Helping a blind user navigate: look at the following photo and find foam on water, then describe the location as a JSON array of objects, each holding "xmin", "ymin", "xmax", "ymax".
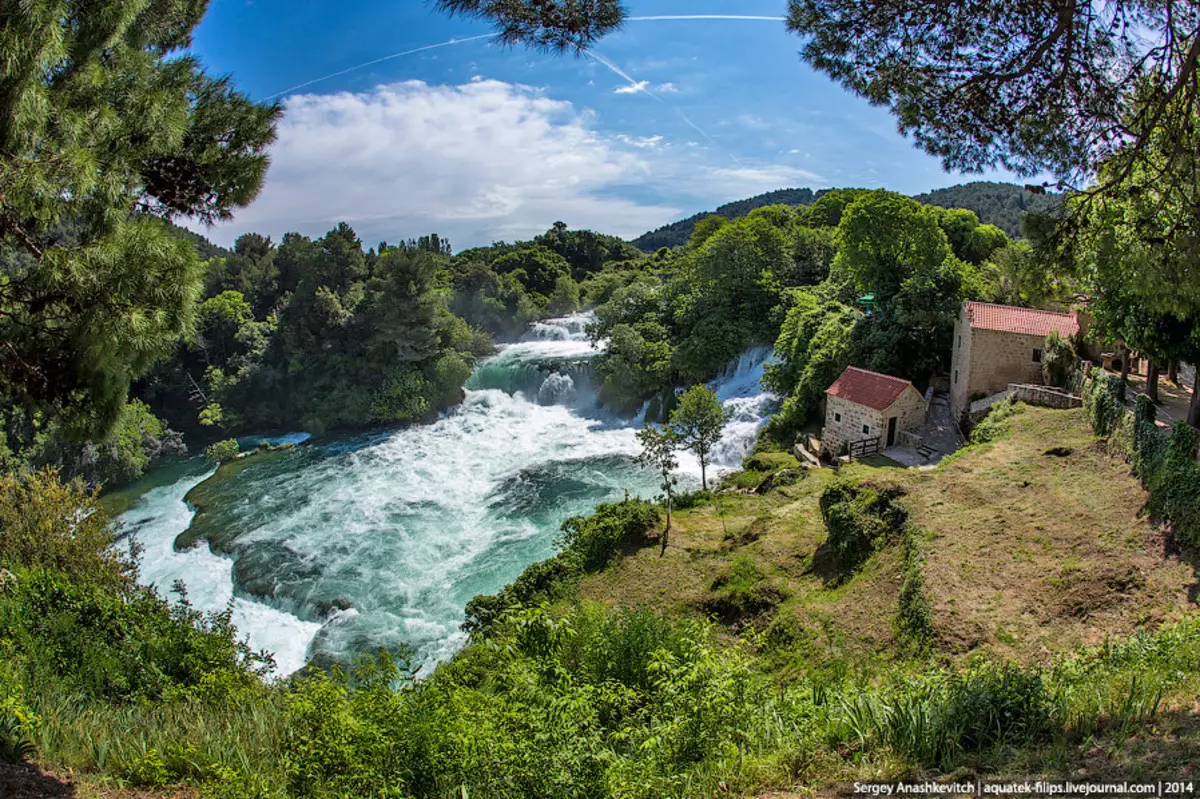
[
  {"xmin": 124, "ymin": 315, "xmax": 777, "ymax": 674},
  {"xmin": 117, "ymin": 469, "xmax": 322, "ymax": 678}
]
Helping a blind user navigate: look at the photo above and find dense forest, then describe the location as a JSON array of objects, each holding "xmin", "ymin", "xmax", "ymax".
[
  {"xmin": 913, "ymin": 182, "xmax": 1063, "ymax": 239},
  {"xmin": 633, "ymin": 181, "xmax": 1061, "ymax": 251},
  {"xmin": 631, "ymin": 187, "xmax": 819, "ymax": 250},
  {"xmin": 4, "ymin": 1, "xmax": 1200, "ymax": 797}
]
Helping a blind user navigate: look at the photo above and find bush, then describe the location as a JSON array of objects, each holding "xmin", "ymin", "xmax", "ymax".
[
  {"xmin": 895, "ymin": 532, "xmax": 934, "ymax": 656},
  {"xmin": 463, "ymin": 500, "xmax": 660, "ymax": 635},
  {"xmin": 205, "ymin": 438, "xmax": 240, "ymax": 464},
  {"xmin": 1042, "ymin": 330, "xmax": 1075, "ymax": 387},
  {"xmin": 968, "ymin": 398, "xmax": 1022, "ymax": 445},
  {"xmin": 1, "ymin": 569, "xmax": 272, "ymax": 701},
  {"xmin": 819, "ymin": 480, "xmax": 908, "ymax": 571},
  {"xmin": 1083, "ymin": 368, "xmax": 1124, "ymax": 437},
  {"xmin": 0, "ymin": 469, "xmax": 131, "ymax": 589}
]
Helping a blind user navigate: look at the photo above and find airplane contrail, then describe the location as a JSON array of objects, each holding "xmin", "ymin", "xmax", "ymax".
[
  {"xmin": 584, "ymin": 49, "xmax": 747, "ymax": 169},
  {"xmin": 263, "ymin": 16, "xmax": 785, "ymax": 101},
  {"xmin": 627, "ymin": 15, "xmax": 786, "ymax": 22},
  {"xmin": 264, "ymin": 33, "xmax": 499, "ymax": 100}
]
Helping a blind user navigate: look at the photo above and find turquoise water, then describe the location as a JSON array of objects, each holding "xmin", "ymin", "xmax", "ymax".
[{"xmin": 117, "ymin": 315, "xmax": 776, "ymax": 676}]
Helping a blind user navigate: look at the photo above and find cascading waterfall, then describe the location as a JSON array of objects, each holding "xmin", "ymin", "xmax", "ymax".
[{"xmin": 117, "ymin": 315, "xmax": 778, "ymax": 676}]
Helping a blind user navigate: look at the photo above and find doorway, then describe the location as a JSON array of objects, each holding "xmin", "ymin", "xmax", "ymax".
[{"xmin": 886, "ymin": 416, "xmax": 898, "ymax": 447}]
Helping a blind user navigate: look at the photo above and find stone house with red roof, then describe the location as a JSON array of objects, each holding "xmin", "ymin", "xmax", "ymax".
[
  {"xmin": 949, "ymin": 301, "xmax": 1080, "ymax": 417},
  {"xmin": 822, "ymin": 367, "xmax": 927, "ymax": 455}
]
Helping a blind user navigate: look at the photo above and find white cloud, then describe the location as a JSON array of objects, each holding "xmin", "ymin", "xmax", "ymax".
[
  {"xmin": 614, "ymin": 80, "xmax": 650, "ymax": 95},
  {"xmin": 199, "ymin": 80, "xmax": 682, "ymax": 248},
  {"xmin": 616, "ymin": 134, "xmax": 665, "ymax": 149},
  {"xmin": 656, "ymin": 82, "xmax": 680, "ymax": 93},
  {"xmin": 194, "ymin": 80, "xmax": 826, "ymax": 250}
]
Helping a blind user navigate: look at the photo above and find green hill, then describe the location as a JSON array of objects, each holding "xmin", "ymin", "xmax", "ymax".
[
  {"xmin": 631, "ymin": 187, "xmax": 819, "ymax": 251},
  {"xmin": 913, "ymin": 181, "xmax": 1062, "ymax": 238},
  {"xmin": 631, "ymin": 181, "xmax": 1062, "ymax": 250}
]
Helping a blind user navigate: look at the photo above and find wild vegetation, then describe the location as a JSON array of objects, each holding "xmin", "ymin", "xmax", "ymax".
[{"xmin": 4, "ymin": 1, "xmax": 1200, "ymax": 796}]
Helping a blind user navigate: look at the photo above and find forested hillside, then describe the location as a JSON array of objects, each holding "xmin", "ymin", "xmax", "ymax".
[
  {"xmin": 631, "ymin": 187, "xmax": 819, "ymax": 250},
  {"xmin": 913, "ymin": 181, "xmax": 1063, "ymax": 238},
  {"xmin": 632, "ymin": 182, "xmax": 1061, "ymax": 250}
]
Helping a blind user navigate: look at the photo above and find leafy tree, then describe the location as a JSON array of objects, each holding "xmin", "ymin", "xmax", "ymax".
[
  {"xmin": 205, "ymin": 438, "xmax": 240, "ymax": 465},
  {"xmin": 546, "ymin": 275, "xmax": 581, "ymax": 316},
  {"xmin": 1042, "ymin": 332, "xmax": 1076, "ymax": 389},
  {"xmin": 194, "ymin": 291, "xmax": 255, "ymax": 369},
  {"xmin": 670, "ymin": 386, "xmax": 731, "ymax": 491},
  {"xmin": 834, "ymin": 192, "xmax": 950, "ymax": 304},
  {"xmin": 0, "ymin": 1, "xmax": 278, "ymax": 437},
  {"xmin": 635, "ymin": 424, "xmax": 680, "ymax": 554},
  {"xmin": 492, "ymin": 246, "xmax": 571, "ymax": 297}
]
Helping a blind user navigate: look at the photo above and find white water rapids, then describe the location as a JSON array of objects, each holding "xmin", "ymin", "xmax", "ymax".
[{"xmin": 117, "ymin": 314, "xmax": 777, "ymax": 677}]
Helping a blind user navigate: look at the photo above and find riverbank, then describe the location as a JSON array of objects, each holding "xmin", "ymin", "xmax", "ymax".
[{"xmin": 14, "ymin": 404, "xmax": 1200, "ymax": 798}]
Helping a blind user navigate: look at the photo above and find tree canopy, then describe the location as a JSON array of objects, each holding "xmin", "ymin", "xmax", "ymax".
[{"xmin": 0, "ymin": 0, "xmax": 279, "ymax": 437}]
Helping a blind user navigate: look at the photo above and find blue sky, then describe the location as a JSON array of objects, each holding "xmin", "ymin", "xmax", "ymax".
[{"xmin": 189, "ymin": 0, "xmax": 1021, "ymax": 249}]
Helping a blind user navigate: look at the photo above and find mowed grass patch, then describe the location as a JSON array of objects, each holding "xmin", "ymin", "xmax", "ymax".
[
  {"xmin": 577, "ymin": 462, "xmax": 907, "ymax": 667},
  {"xmin": 898, "ymin": 407, "xmax": 1197, "ymax": 663}
]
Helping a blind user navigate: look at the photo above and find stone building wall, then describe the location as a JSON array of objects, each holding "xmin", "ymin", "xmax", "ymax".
[
  {"xmin": 949, "ymin": 312, "xmax": 974, "ymax": 416},
  {"xmin": 822, "ymin": 386, "xmax": 928, "ymax": 455},
  {"xmin": 889, "ymin": 386, "xmax": 929, "ymax": 438},
  {"xmin": 822, "ymin": 395, "xmax": 885, "ymax": 456},
  {"xmin": 967, "ymin": 328, "xmax": 1046, "ymax": 399}
]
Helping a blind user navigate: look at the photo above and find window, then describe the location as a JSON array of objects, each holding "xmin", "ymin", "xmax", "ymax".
[
  {"xmin": 954, "ymin": 370, "xmax": 959, "ymax": 384},
  {"xmin": 1032, "ymin": 348, "xmax": 1043, "ymax": 363},
  {"xmin": 862, "ymin": 424, "xmax": 870, "ymax": 435},
  {"xmin": 834, "ymin": 412, "xmax": 842, "ymax": 422},
  {"xmin": 957, "ymin": 335, "xmax": 962, "ymax": 349}
]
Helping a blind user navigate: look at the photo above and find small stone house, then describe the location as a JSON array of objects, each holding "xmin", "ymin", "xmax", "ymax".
[
  {"xmin": 949, "ymin": 302, "xmax": 1080, "ymax": 417},
  {"xmin": 822, "ymin": 367, "xmax": 927, "ymax": 455}
]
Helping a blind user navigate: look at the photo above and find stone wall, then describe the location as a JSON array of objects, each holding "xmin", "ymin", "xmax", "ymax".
[
  {"xmin": 968, "ymin": 328, "xmax": 1046, "ymax": 398},
  {"xmin": 949, "ymin": 311, "xmax": 973, "ymax": 416},
  {"xmin": 890, "ymin": 385, "xmax": 929, "ymax": 438},
  {"xmin": 822, "ymin": 395, "xmax": 885, "ymax": 456},
  {"xmin": 822, "ymin": 386, "xmax": 928, "ymax": 456},
  {"xmin": 1008, "ymin": 384, "xmax": 1082, "ymax": 409}
]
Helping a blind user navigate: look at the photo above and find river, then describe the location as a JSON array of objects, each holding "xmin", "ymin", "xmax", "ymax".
[{"xmin": 116, "ymin": 314, "xmax": 777, "ymax": 677}]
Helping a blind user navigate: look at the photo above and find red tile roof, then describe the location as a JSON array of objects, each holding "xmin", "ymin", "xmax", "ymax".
[
  {"xmin": 964, "ymin": 302, "xmax": 1079, "ymax": 338},
  {"xmin": 825, "ymin": 367, "xmax": 915, "ymax": 411}
]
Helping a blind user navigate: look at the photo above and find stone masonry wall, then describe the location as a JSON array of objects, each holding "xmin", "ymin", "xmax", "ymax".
[
  {"xmin": 889, "ymin": 386, "xmax": 929, "ymax": 439},
  {"xmin": 822, "ymin": 395, "xmax": 885, "ymax": 456},
  {"xmin": 822, "ymin": 386, "xmax": 928, "ymax": 456},
  {"xmin": 967, "ymin": 328, "xmax": 1046, "ymax": 400},
  {"xmin": 949, "ymin": 312, "xmax": 973, "ymax": 416}
]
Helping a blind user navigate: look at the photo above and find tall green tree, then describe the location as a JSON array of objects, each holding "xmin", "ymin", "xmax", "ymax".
[
  {"xmin": 635, "ymin": 424, "xmax": 679, "ymax": 555},
  {"xmin": 0, "ymin": 1, "xmax": 279, "ymax": 438},
  {"xmin": 669, "ymin": 385, "xmax": 730, "ymax": 491}
]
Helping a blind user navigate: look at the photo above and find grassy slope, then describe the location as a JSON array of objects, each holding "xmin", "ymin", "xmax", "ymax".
[{"xmin": 581, "ymin": 407, "xmax": 1197, "ymax": 670}]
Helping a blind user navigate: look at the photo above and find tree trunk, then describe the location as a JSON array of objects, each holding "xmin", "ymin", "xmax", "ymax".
[
  {"xmin": 660, "ymin": 495, "xmax": 671, "ymax": 557},
  {"xmin": 1169, "ymin": 361, "xmax": 1180, "ymax": 385},
  {"xmin": 1147, "ymin": 362, "xmax": 1160, "ymax": 403},
  {"xmin": 700, "ymin": 457, "xmax": 708, "ymax": 491},
  {"xmin": 1190, "ymin": 369, "xmax": 1200, "ymax": 429},
  {"xmin": 1120, "ymin": 348, "xmax": 1131, "ymax": 383}
]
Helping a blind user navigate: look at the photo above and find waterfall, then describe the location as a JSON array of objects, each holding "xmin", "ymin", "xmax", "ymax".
[{"xmin": 118, "ymin": 315, "xmax": 779, "ymax": 676}]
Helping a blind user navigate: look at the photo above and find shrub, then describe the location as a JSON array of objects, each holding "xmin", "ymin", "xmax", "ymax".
[
  {"xmin": 1041, "ymin": 330, "xmax": 1075, "ymax": 387},
  {"xmin": 819, "ymin": 480, "xmax": 908, "ymax": 571},
  {"xmin": 205, "ymin": 438, "xmax": 240, "ymax": 464},
  {"xmin": 895, "ymin": 532, "xmax": 934, "ymax": 655},
  {"xmin": 1, "ymin": 569, "xmax": 272, "ymax": 701},
  {"xmin": 968, "ymin": 398, "xmax": 1021, "ymax": 445},
  {"xmin": 0, "ymin": 469, "xmax": 132, "ymax": 589},
  {"xmin": 1083, "ymin": 368, "xmax": 1124, "ymax": 437},
  {"xmin": 463, "ymin": 500, "xmax": 660, "ymax": 635}
]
